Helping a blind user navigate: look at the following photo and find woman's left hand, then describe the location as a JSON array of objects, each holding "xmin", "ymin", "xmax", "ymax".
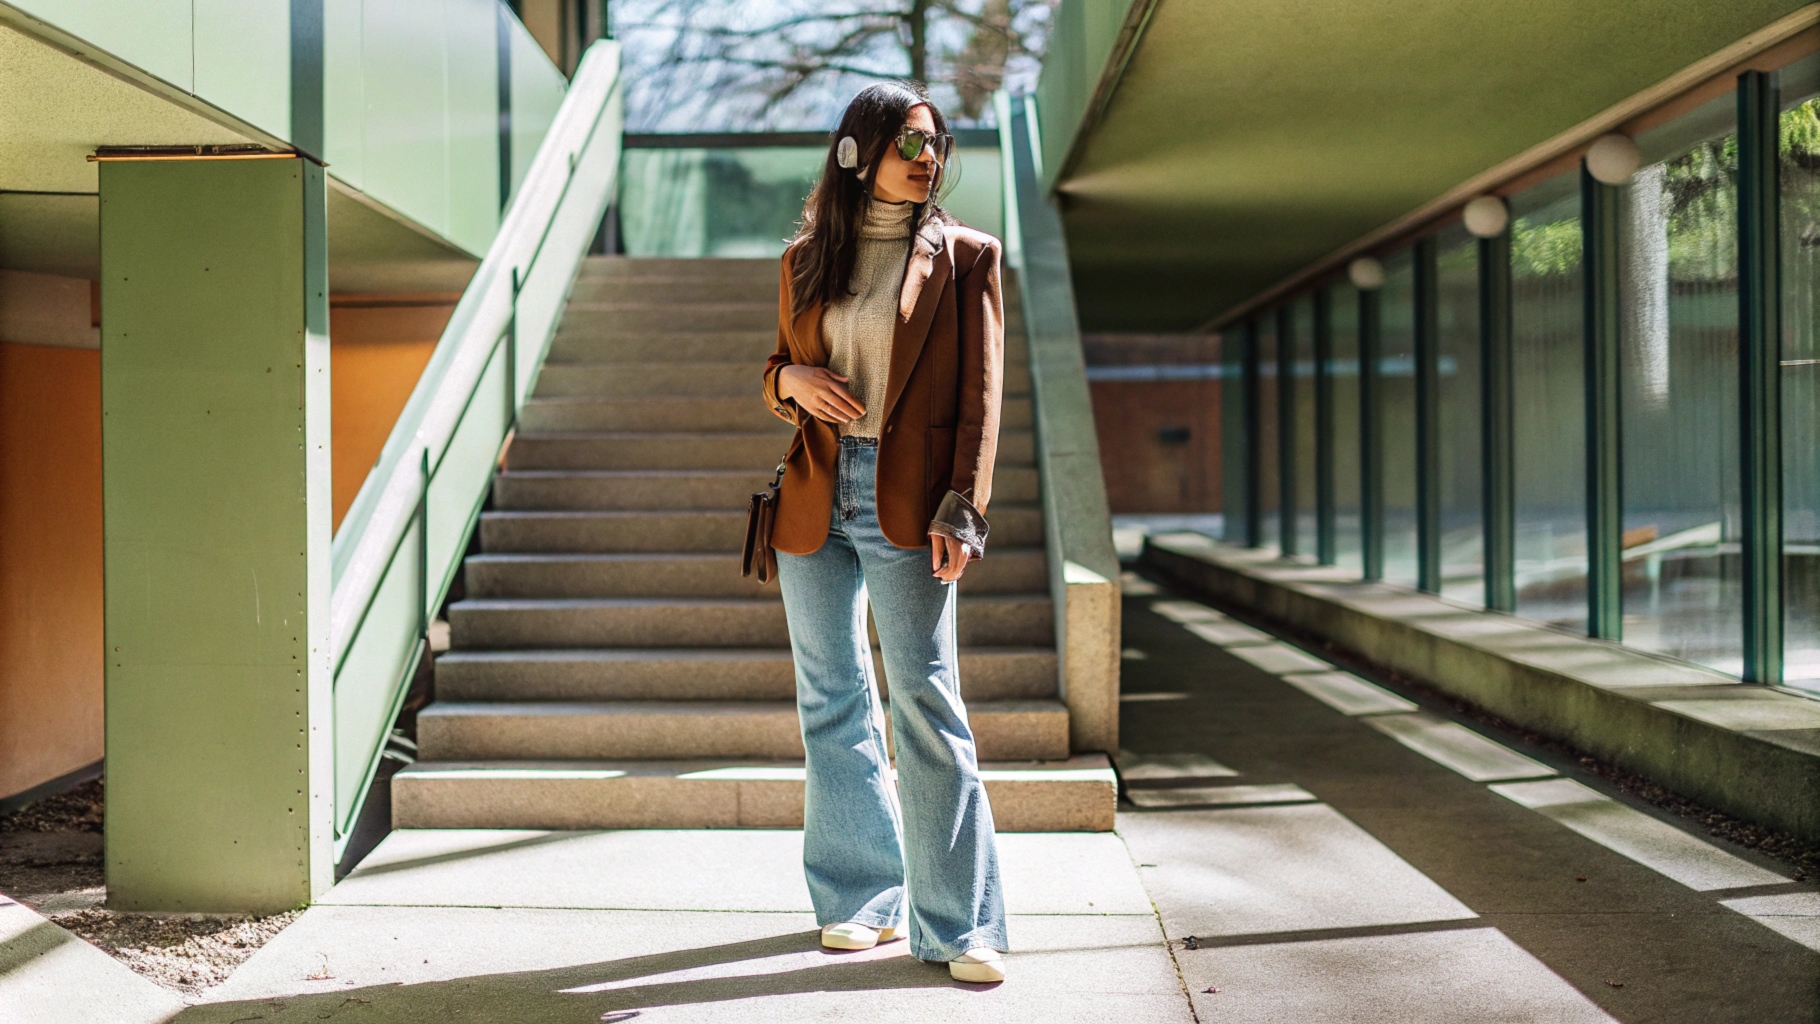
[{"xmin": 930, "ymin": 532, "xmax": 970, "ymax": 583}]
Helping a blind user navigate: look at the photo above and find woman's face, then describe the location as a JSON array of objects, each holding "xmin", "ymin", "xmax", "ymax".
[{"xmin": 870, "ymin": 104, "xmax": 939, "ymax": 205}]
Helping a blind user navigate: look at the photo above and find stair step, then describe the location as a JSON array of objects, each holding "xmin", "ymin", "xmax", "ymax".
[
  {"xmin": 532, "ymin": 362, "xmax": 1031, "ymax": 399},
  {"xmin": 520, "ymin": 397, "xmax": 793, "ymax": 434},
  {"xmin": 493, "ymin": 466, "xmax": 1039, "ymax": 510},
  {"xmin": 477, "ymin": 503, "xmax": 1044, "ymax": 553},
  {"xmin": 577, "ymin": 256, "xmax": 780, "ymax": 283},
  {"xmin": 462, "ymin": 548, "xmax": 1048, "ymax": 597},
  {"xmin": 493, "ymin": 470, "xmax": 774, "ymax": 511},
  {"xmin": 446, "ymin": 593, "xmax": 1055, "ymax": 649},
  {"xmin": 557, "ymin": 302, "xmax": 775, "ymax": 333},
  {"xmin": 480, "ymin": 509, "xmax": 746, "ymax": 553},
  {"xmin": 391, "ymin": 754, "xmax": 1116, "ymax": 831},
  {"xmin": 504, "ymin": 429, "xmax": 1036, "ymax": 471},
  {"xmin": 415, "ymin": 699, "xmax": 1072, "ymax": 761},
  {"xmin": 505, "ymin": 431, "xmax": 795, "ymax": 471},
  {"xmin": 546, "ymin": 332, "xmax": 778, "ymax": 366},
  {"xmin": 533, "ymin": 362, "xmax": 758, "ymax": 399},
  {"xmin": 564, "ymin": 278, "xmax": 778, "ymax": 305},
  {"xmin": 434, "ymin": 646, "xmax": 1058, "ymax": 702}
]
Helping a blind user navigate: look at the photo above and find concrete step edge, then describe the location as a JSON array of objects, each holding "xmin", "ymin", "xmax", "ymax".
[{"xmin": 393, "ymin": 754, "xmax": 1116, "ymax": 831}]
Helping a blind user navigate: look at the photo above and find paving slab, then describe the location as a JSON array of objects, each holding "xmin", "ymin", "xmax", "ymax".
[
  {"xmin": 1491, "ymin": 780, "xmax": 1788, "ymax": 891},
  {"xmin": 1224, "ymin": 641, "xmax": 1333, "ymax": 674},
  {"xmin": 1720, "ymin": 892, "xmax": 1820, "ymax": 953},
  {"xmin": 1118, "ymin": 806, "xmax": 1478, "ymax": 939},
  {"xmin": 186, "ymin": 908, "xmax": 1192, "ymax": 1023},
  {"xmin": 1279, "ymin": 670, "xmax": 1418, "ymax": 716},
  {"xmin": 1114, "ymin": 750, "xmax": 1240, "ymax": 782},
  {"xmin": 0, "ymin": 896, "xmax": 183, "ymax": 1024},
  {"xmin": 1184, "ymin": 620, "xmax": 1273, "ymax": 646},
  {"xmin": 1150, "ymin": 599, "xmax": 1225, "ymax": 623},
  {"xmin": 322, "ymin": 829, "xmax": 1152, "ymax": 915},
  {"xmin": 1125, "ymin": 784, "xmax": 1316, "ymax": 808},
  {"xmin": 1365, "ymin": 712, "xmax": 1557, "ymax": 782},
  {"xmin": 1178, "ymin": 925, "xmax": 1618, "ymax": 1023}
]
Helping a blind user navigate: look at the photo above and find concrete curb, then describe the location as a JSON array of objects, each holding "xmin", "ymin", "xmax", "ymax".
[{"xmin": 1140, "ymin": 532, "xmax": 1820, "ymax": 844}]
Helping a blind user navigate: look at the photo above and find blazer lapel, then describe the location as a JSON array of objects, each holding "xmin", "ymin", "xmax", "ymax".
[{"xmin": 879, "ymin": 220, "xmax": 949, "ymax": 429}]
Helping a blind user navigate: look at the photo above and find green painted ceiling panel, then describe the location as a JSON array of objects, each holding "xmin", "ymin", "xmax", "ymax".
[{"xmin": 1058, "ymin": 0, "xmax": 1808, "ymax": 331}]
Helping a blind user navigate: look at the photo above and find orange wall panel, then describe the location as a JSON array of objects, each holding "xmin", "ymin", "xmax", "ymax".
[
  {"xmin": 0, "ymin": 343, "xmax": 104, "ymax": 800},
  {"xmin": 329, "ymin": 302, "xmax": 452, "ymax": 529}
]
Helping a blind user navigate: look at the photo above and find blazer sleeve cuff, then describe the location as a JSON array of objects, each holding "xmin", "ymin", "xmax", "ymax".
[
  {"xmin": 764, "ymin": 364, "xmax": 800, "ymax": 425},
  {"xmin": 928, "ymin": 489, "xmax": 989, "ymax": 560}
]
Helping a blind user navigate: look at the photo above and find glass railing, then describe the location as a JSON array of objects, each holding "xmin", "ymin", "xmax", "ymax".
[
  {"xmin": 617, "ymin": 131, "xmax": 1004, "ymax": 257},
  {"xmin": 324, "ymin": 41, "xmax": 624, "ymax": 856}
]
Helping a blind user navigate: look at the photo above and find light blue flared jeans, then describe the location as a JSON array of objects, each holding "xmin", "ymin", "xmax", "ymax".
[{"xmin": 775, "ymin": 435, "xmax": 1007, "ymax": 961}]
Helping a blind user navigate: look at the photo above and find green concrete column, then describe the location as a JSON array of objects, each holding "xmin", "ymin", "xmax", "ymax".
[
  {"xmin": 1313, "ymin": 286, "xmax": 1336, "ymax": 565},
  {"xmin": 1413, "ymin": 238, "xmax": 1442, "ymax": 594},
  {"xmin": 100, "ymin": 155, "xmax": 333, "ymax": 913},
  {"xmin": 1739, "ymin": 69, "xmax": 1784, "ymax": 685},
  {"xmin": 1582, "ymin": 164, "xmax": 1623, "ymax": 641}
]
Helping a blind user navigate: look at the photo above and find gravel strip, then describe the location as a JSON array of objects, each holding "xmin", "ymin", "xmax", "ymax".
[{"xmin": 0, "ymin": 778, "xmax": 302, "ymax": 1000}]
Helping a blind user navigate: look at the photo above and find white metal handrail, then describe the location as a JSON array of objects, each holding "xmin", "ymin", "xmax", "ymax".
[{"xmin": 325, "ymin": 42, "xmax": 624, "ymax": 850}]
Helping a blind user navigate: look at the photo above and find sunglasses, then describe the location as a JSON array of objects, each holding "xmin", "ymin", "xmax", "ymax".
[{"xmin": 895, "ymin": 129, "xmax": 953, "ymax": 164}]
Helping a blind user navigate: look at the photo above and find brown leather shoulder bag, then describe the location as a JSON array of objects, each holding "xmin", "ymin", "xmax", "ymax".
[{"xmin": 742, "ymin": 456, "xmax": 787, "ymax": 583}]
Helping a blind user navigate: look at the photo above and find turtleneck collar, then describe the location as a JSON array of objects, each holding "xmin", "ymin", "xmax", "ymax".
[{"xmin": 860, "ymin": 197, "xmax": 915, "ymax": 240}]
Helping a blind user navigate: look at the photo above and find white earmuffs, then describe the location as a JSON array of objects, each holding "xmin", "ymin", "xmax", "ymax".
[{"xmin": 836, "ymin": 136, "xmax": 859, "ymax": 170}]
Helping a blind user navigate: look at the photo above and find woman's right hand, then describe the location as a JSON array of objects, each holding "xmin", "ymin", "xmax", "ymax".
[{"xmin": 778, "ymin": 364, "xmax": 866, "ymax": 425}]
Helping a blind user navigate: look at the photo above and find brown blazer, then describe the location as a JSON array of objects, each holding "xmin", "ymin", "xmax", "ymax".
[{"xmin": 761, "ymin": 218, "xmax": 1005, "ymax": 557}]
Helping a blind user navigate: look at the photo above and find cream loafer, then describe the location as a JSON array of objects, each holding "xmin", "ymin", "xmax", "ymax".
[
  {"xmin": 820, "ymin": 922, "xmax": 898, "ymax": 950},
  {"xmin": 948, "ymin": 947, "xmax": 1006, "ymax": 983}
]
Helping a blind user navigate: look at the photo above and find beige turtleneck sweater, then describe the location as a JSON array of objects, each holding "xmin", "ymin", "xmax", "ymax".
[{"xmin": 824, "ymin": 198, "xmax": 914, "ymax": 438}]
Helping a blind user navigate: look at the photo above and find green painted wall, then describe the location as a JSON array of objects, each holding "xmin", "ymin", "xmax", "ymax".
[
  {"xmin": 17, "ymin": 0, "xmax": 566, "ymax": 258},
  {"xmin": 193, "ymin": 0, "xmax": 293, "ymax": 139},
  {"xmin": 509, "ymin": 15, "xmax": 566, "ymax": 199},
  {"xmin": 1033, "ymin": 0, "xmax": 1137, "ymax": 188},
  {"xmin": 100, "ymin": 157, "xmax": 333, "ymax": 913},
  {"xmin": 11, "ymin": 0, "xmax": 196, "ymax": 92}
]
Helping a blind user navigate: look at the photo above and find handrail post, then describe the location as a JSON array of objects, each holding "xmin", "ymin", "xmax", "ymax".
[
  {"xmin": 419, "ymin": 447, "xmax": 430, "ymax": 639},
  {"xmin": 508, "ymin": 266, "xmax": 522, "ymax": 423}
]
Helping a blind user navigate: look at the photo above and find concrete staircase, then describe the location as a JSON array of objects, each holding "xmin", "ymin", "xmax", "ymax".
[{"xmin": 393, "ymin": 257, "xmax": 1115, "ymax": 831}]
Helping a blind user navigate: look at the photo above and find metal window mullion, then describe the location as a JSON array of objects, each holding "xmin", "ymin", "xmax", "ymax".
[
  {"xmin": 1360, "ymin": 288, "xmax": 1384, "ymax": 580},
  {"xmin": 1582, "ymin": 165, "xmax": 1624, "ymax": 641},
  {"xmin": 1244, "ymin": 319, "xmax": 1263, "ymax": 547},
  {"xmin": 1314, "ymin": 286, "xmax": 1336, "ymax": 564},
  {"xmin": 1740, "ymin": 69, "xmax": 1784, "ymax": 684},
  {"xmin": 1480, "ymin": 232, "xmax": 1516, "ymax": 612},
  {"xmin": 1414, "ymin": 238, "xmax": 1442, "ymax": 593},
  {"xmin": 1277, "ymin": 306, "xmax": 1298, "ymax": 555}
]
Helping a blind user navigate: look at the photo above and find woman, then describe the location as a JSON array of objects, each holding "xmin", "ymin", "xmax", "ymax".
[{"xmin": 759, "ymin": 81, "xmax": 1008, "ymax": 984}]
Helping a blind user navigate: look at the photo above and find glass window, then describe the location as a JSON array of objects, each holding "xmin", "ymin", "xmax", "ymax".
[
  {"xmin": 1331, "ymin": 283, "xmax": 1364, "ymax": 574},
  {"xmin": 1292, "ymin": 296, "xmax": 1320, "ymax": 558},
  {"xmin": 1380, "ymin": 250, "xmax": 1419, "ymax": 586},
  {"xmin": 1437, "ymin": 225, "xmax": 1484, "ymax": 606},
  {"xmin": 1619, "ymin": 94, "xmax": 1742, "ymax": 674},
  {"xmin": 1783, "ymin": 58, "xmax": 1820, "ymax": 686},
  {"xmin": 619, "ymin": 147, "xmax": 823, "ymax": 257},
  {"xmin": 1510, "ymin": 173, "xmax": 1588, "ymax": 632},
  {"xmin": 1256, "ymin": 317, "xmax": 1281, "ymax": 550}
]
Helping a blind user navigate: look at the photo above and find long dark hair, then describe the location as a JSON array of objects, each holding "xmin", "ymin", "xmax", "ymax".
[{"xmin": 789, "ymin": 82, "xmax": 955, "ymax": 317}]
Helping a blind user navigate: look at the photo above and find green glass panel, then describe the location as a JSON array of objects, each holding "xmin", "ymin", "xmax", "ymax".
[
  {"xmin": 1331, "ymin": 283, "xmax": 1363, "ymax": 574},
  {"xmin": 1438, "ymin": 225, "xmax": 1483, "ymax": 606},
  {"xmin": 1380, "ymin": 250, "xmax": 1419, "ymax": 586},
  {"xmin": 1618, "ymin": 93, "xmax": 1742, "ymax": 673},
  {"xmin": 1510, "ymin": 173, "xmax": 1587, "ymax": 632}
]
